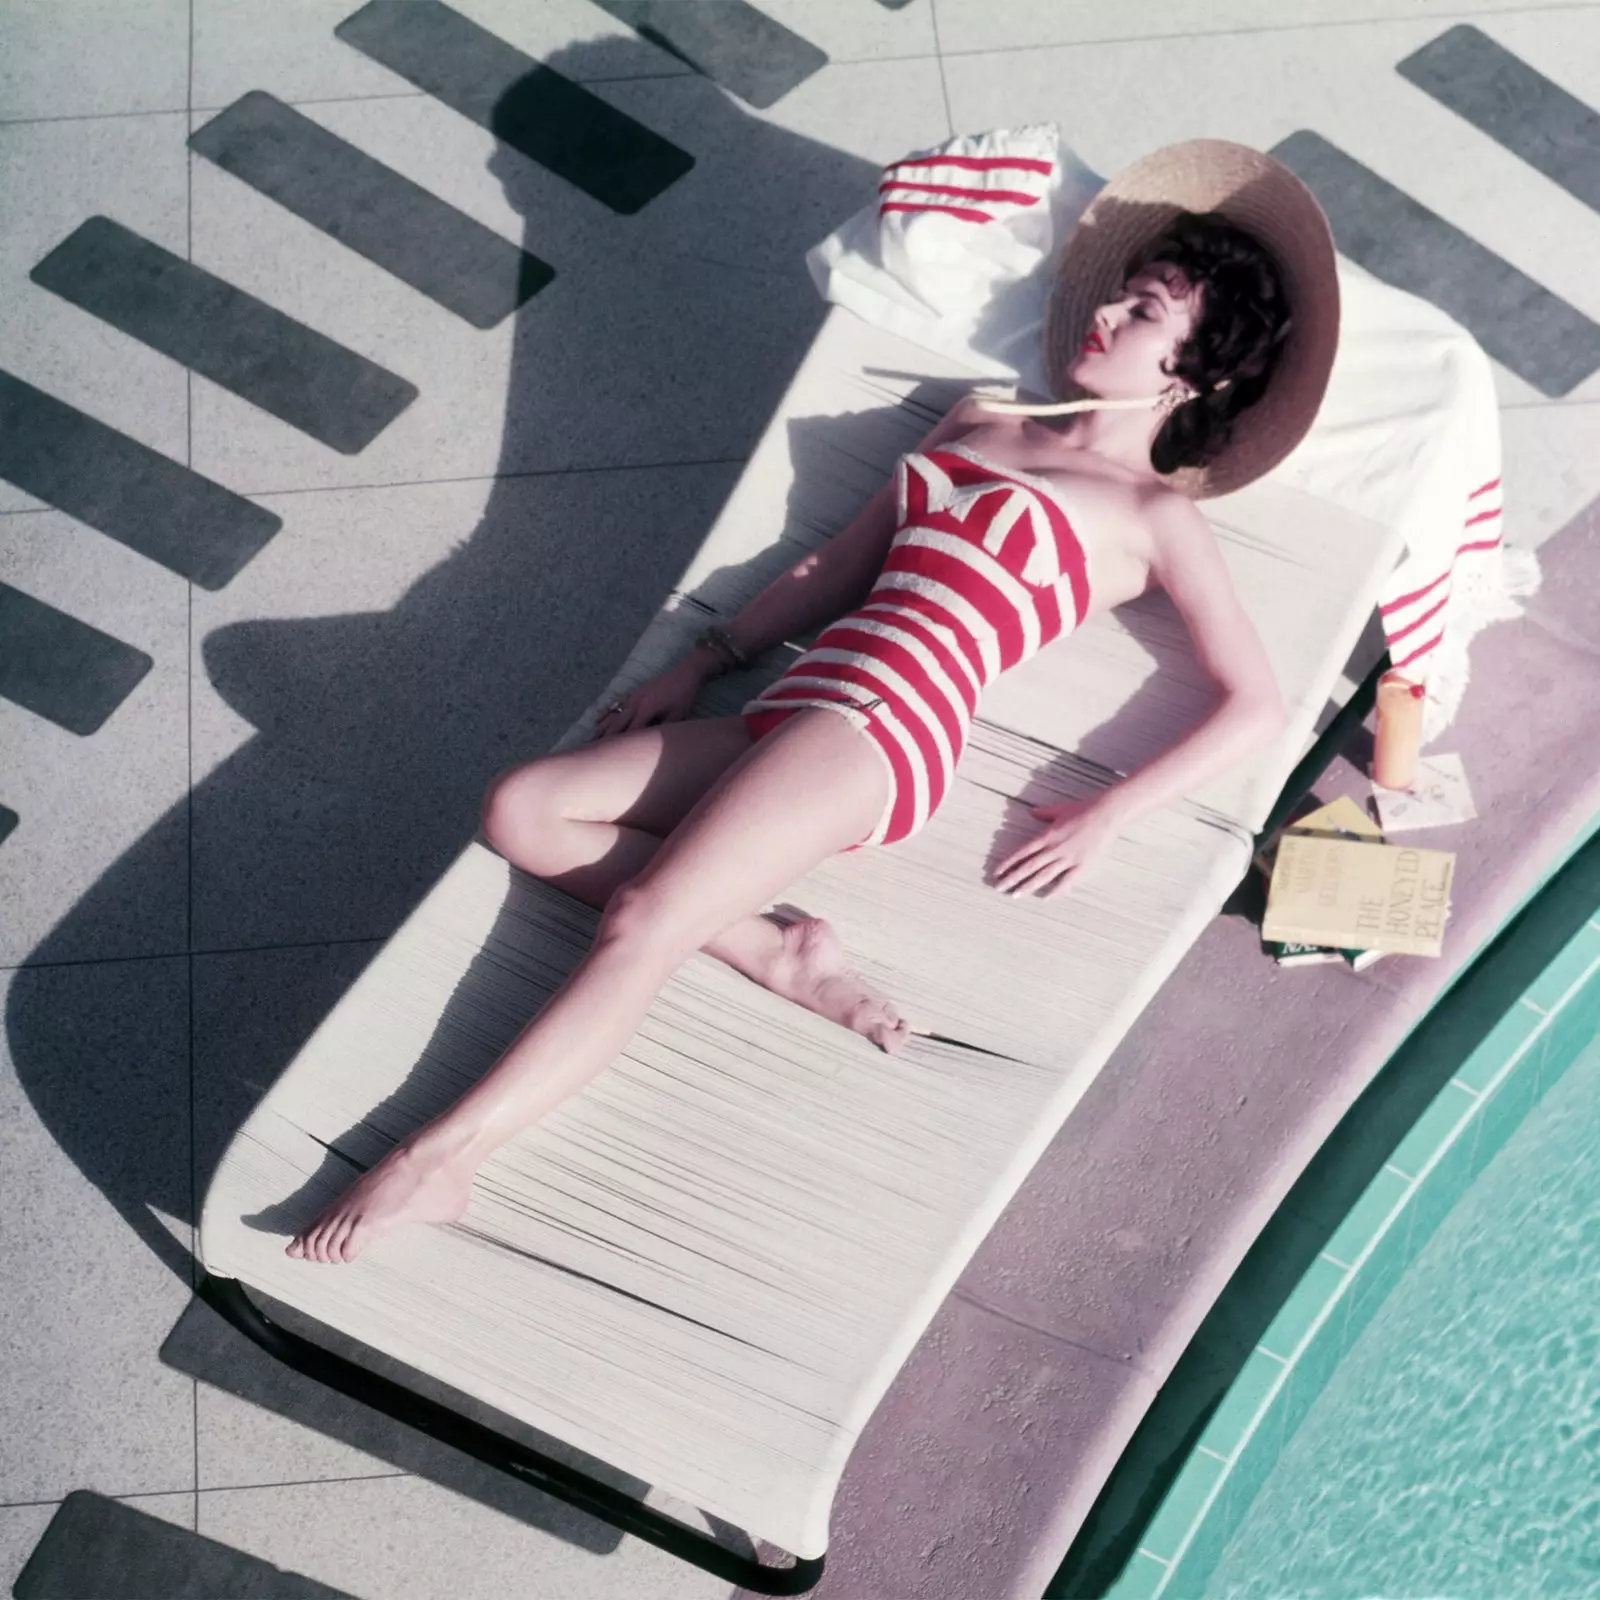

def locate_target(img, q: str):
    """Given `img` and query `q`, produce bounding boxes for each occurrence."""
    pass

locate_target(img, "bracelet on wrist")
[694,625,750,673]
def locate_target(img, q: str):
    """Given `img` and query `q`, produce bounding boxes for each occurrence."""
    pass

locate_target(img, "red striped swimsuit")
[742,443,1093,847]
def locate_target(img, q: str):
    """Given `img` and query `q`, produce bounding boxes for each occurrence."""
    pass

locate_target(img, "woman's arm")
[994,492,1287,895]
[685,394,986,676]
[1094,491,1287,827]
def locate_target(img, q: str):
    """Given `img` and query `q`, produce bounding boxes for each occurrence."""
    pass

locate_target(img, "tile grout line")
[187,0,199,1538]
[0,72,743,129]
[239,453,754,500]
[4,0,1595,137]
[0,451,756,524]
[0,412,1590,515]
[927,0,955,142]
[0,1471,415,1513]
[0,53,949,133]
[0,932,386,977]
[936,0,1600,62]
[0,94,412,129]
[0,450,754,520]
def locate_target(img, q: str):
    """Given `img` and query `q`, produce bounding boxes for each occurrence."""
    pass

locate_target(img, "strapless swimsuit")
[742,443,1092,847]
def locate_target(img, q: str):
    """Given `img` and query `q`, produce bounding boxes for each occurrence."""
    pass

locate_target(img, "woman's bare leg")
[482,715,905,1046]
[482,716,779,974]
[291,709,895,1264]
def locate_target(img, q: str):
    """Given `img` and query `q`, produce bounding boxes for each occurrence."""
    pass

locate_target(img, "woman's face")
[1067,262,1202,400]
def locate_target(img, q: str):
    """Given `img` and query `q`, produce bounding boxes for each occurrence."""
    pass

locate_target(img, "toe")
[298,1209,327,1262]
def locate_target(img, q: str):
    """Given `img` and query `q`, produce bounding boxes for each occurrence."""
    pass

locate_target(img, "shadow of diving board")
[31,216,419,454]
[191,92,555,329]
[13,1492,354,1599]
[0,368,281,589]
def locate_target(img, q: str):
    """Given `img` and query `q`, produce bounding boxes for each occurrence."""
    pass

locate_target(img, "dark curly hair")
[1127,212,1292,476]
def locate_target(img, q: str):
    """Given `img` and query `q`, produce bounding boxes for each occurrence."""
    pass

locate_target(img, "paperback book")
[1256,796,1389,969]
[1263,833,1455,957]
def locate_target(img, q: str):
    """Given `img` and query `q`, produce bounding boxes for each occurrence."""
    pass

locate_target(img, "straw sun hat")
[986,139,1340,499]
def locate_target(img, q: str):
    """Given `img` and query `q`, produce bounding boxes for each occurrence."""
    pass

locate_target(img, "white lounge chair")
[197,303,1399,1592]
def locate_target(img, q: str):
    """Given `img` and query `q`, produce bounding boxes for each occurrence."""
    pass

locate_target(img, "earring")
[1157,386,1189,421]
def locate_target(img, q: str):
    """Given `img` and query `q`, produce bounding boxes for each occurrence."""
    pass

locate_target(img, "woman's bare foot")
[286,1131,478,1264]
[764,916,910,1052]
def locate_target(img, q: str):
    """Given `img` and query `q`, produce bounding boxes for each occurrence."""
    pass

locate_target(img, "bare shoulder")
[1127,481,1284,710]
[1136,483,1214,584]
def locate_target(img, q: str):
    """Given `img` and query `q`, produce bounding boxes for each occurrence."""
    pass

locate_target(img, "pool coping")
[1115,841,1600,1599]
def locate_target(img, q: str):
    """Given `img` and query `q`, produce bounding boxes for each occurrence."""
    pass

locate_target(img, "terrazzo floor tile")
[195,1475,727,1600]
[737,0,939,64]
[0,1495,195,1595]
[0,0,189,122]
[1498,401,1600,551]
[0,505,189,966]
[0,113,189,514]
[185,60,944,495]
[194,1383,405,1494]
[0,958,195,1505]
[930,0,1573,57]
[186,462,736,951]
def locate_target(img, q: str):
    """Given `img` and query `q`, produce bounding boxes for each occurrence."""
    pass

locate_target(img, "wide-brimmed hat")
[1041,139,1339,498]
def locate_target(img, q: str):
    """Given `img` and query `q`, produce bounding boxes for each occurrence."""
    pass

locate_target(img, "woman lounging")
[289,141,1338,1264]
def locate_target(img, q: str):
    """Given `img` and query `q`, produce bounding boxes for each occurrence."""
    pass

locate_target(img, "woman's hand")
[591,654,715,740]
[992,795,1123,898]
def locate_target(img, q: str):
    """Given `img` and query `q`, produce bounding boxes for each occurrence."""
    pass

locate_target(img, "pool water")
[1199,1030,1600,1599]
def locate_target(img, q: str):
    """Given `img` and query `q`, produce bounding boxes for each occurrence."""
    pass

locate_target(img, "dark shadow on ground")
[8,32,887,1572]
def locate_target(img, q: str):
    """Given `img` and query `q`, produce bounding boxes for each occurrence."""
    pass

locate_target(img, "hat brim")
[1043,140,1339,499]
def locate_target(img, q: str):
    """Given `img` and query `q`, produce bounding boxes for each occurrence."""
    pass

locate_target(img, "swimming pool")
[1198,1024,1600,1597]
[1050,820,1600,1599]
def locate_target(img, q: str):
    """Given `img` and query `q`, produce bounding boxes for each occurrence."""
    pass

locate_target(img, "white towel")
[807,125,1541,745]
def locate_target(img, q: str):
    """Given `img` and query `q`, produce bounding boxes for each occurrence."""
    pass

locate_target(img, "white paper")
[1370,752,1477,832]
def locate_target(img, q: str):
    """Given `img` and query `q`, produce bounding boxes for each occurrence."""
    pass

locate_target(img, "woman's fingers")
[995,842,1076,896]
[1014,859,1070,896]
[995,835,1051,888]
[1008,861,1064,896]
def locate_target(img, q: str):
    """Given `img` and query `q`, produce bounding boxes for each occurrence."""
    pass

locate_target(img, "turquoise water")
[1198,1032,1600,1599]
